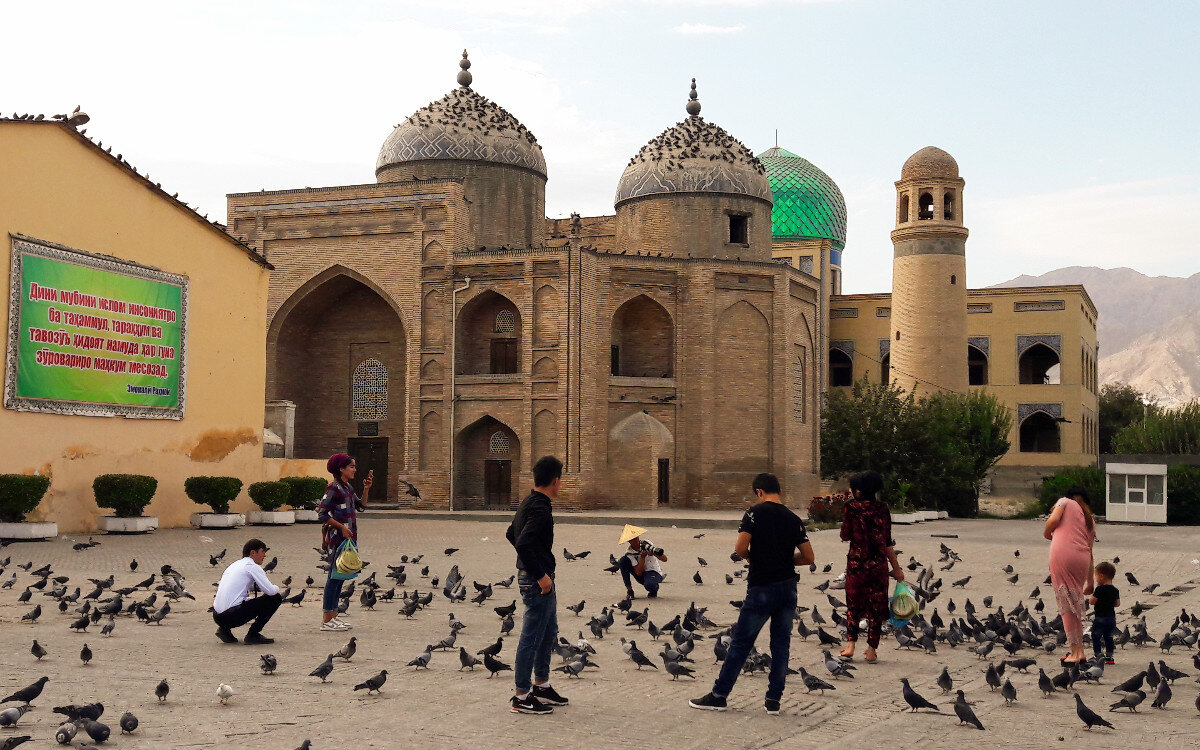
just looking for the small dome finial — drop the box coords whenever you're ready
[685,78,701,117]
[457,49,473,88]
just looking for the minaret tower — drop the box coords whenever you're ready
[888,147,968,394]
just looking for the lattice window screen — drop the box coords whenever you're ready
[489,431,511,454]
[495,310,515,333]
[351,359,388,421]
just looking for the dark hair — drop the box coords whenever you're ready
[1095,561,1116,579]
[532,455,563,487]
[849,471,884,502]
[1064,486,1095,532]
[752,473,781,495]
[242,538,268,557]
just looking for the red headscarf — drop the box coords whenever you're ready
[327,453,353,478]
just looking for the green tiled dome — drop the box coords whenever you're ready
[758,147,847,250]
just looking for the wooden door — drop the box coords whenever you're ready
[347,437,388,503]
[490,339,517,374]
[657,458,670,505]
[485,459,511,508]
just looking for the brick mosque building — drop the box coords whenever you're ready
[229,52,1095,509]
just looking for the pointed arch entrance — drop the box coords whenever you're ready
[455,415,521,509]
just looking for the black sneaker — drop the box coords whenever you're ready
[215,627,238,644]
[511,694,553,715]
[764,699,780,715]
[689,692,727,711]
[533,684,568,706]
[647,589,659,598]
[1105,656,1115,665]
[243,632,274,645]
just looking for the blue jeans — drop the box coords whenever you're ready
[712,577,797,701]
[514,572,558,693]
[1091,615,1116,657]
[618,555,663,594]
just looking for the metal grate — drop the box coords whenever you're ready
[495,309,515,333]
[489,431,510,454]
[351,358,388,421]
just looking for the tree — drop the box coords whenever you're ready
[914,390,1013,517]
[1099,383,1153,454]
[1111,402,1200,454]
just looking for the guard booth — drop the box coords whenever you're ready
[1105,463,1167,524]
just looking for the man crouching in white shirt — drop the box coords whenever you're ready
[213,539,282,645]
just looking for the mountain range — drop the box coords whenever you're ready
[992,267,1200,406]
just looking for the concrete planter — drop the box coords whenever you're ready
[891,513,921,525]
[0,521,58,540]
[190,512,246,529]
[249,510,295,526]
[918,510,941,522]
[293,509,320,523]
[98,516,158,534]
[937,511,950,520]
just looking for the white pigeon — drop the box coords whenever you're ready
[217,683,234,706]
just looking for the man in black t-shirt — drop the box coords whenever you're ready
[690,473,814,715]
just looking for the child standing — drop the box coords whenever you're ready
[1088,561,1120,664]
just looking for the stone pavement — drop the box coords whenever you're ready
[0,517,1198,749]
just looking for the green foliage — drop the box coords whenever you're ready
[808,493,848,524]
[1099,383,1153,454]
[248,481,290,512]
[279,476,327,510]
[0,474,51,523]
[92,474,158,518]
[184,476,243,514]
[1036,466,1104,516]
[1111,402,1200,455]
[1166,464,1200,525]
[821,378,1012,517]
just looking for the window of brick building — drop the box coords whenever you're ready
[1019,343,1060,384]
[943,191,955,220]
[728,214,748,244]
[799,256,814,274]
[489,431,511,455]
[1020,412,1061,453]
[829,349,853,387]
[351,358,388,421]
[968,345,988,385]
[918,192,934,220]
[495,310,515,334]
[899,194,910,223]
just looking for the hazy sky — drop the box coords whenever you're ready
[6,1,1197,293]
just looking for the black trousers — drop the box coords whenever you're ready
[213,593,282,634]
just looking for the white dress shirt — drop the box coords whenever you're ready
[213,557,279,614]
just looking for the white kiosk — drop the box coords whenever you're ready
[1105,463,1167,524]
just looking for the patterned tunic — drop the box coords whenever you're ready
[840,499,896,647]
[316,480,363,559]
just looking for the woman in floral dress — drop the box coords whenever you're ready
[838,471,903,663]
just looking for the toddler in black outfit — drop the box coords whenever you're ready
[1088,560,1120,664]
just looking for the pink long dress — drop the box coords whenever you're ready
[1048,497,1093,652]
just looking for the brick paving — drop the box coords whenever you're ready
[0,516,1198,749]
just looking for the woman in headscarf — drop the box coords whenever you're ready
[838,470,902,664]
[316,453,371,631]
[1044,486,1095,664]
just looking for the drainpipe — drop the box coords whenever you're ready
[448,276,472,512]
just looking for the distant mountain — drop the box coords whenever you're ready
[992,266,1200,406]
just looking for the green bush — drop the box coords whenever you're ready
[1111,402,1200,454]
[808,493,848,524]
[184,476,243,514]
[92,474,158,518]
[248,481,290,512]
[0,474,51,523]
[1037,466,1104,516]
[1167,464,1200,525]
[279,476,327,510]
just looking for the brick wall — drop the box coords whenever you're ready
[615,193,772,261]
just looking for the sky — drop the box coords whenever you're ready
[4,1,1198,294]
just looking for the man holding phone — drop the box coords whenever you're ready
[317,453,371,632]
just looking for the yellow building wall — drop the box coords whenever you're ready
[0,123,321,532]
[827,286,1099,469]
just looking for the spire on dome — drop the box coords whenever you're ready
[685,78,701,117]
[457,49,473,88]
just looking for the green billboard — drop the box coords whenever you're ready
[5,235,188,419]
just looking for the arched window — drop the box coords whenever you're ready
[880,353,890,384]
[829,349,853,387]
[898,194,910,224]
[1020,412,1061,453]
[943,190,955,220]
[1019,343,1061,384]
[968,345,988,386]
[489,431,511,455]
[611,295,674,378]
[918,192,934,220]
[495,310,515,334]
[351,358,388,421]
[456,291,520,375]
[950,274,957,285]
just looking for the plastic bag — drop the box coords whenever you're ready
[332,539,362,580]
[889,580,919,626]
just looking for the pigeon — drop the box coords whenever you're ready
[1037,668,1056,697]
[1111,671,1146,693]
[82,719,110,743]
[567,600,586,616]
[0,705,29,727]
[217,683,234,705]
[261,654,278,675]
[1074,693,1114,730]
[698,557,707,567]
[900,678,938,712]
[20,605,41,622]
[824,650,855,679]
[80,643,92,665]
[100,617,115,637]
[483,653,512,677]
[353,670,387,693]
[477,637,503,657]
[953,690,984,729]
[630,648,658,670]
[119,711,138,734]
[285,590,306,606]
[816,627,841,647]
[663,659,696,680]
[798,667,835,695]
[335,637,357,660]
[500,614,515,635]
[56,721,78,744]
[1109,690,1146,712]
[693,571,703,585]
[936,666,954,693]
[155,678,169,702]
[1150,680,1171,708]
[1001,678,1017,705]
[1,677,48,705]
[444,548,459,556]
[1125,572,1139,586]
[459,647,482,671]
[494,600,517,618]
[30,640,46,661]
[1158,661,1187,684]
[407,647,433,669]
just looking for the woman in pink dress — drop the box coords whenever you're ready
[1043,486,1095,664]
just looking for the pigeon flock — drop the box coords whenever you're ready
[0,523,1197,748]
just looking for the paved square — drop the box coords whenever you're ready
[1,516,1198,749]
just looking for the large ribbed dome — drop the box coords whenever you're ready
[614,80,770,207]
[376,51,546,178]
[758,146,847,250]
[900,146,958,181]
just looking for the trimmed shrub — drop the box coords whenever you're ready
[0,474,51,523]
[248,481,290,512]
[1037,466,1104,516]
[92,474,158,518]
[280,476,328,510]
[184,476,243,514]
[1167,464,1200,525]
[809,493,848,524]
